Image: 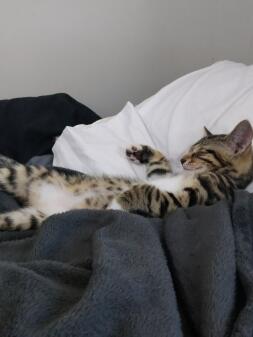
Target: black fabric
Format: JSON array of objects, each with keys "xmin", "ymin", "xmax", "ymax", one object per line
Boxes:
[{"xmin": 0, "ymin": 93, "xmax": 100, "ymax": 163}]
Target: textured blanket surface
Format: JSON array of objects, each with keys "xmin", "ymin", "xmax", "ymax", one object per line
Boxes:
[{"xmin": 0, "ymin": 190, "xmax": 252, "ymax": 337}]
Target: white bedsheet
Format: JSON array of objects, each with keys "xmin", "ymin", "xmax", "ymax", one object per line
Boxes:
[{"xmin": 53, "ymin": 60, "xmax": 253, "ymax": 192}]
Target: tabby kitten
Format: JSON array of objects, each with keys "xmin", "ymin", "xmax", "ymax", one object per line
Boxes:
[{"xmin": 0, "ymin": 120, "xmax": 252, "ymax": 230}]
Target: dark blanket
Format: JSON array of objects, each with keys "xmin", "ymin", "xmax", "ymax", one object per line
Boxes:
[
  {"xmin": 0, "ymin": 191, "xmax": 252, "ymax": 336},
  {"xmin": 0, "ymin": 93, "xmax": 100, "ymax": 163}
]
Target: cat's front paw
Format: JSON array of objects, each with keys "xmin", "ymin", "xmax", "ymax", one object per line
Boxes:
[{"xmin": 125, "ymin": 145, "xmax": 153, "ymax": 164}]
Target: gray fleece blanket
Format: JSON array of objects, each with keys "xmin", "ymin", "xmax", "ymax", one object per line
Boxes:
[{"xmin": 0, "ymin": 188, "xmax": 252, "ymax": 337}]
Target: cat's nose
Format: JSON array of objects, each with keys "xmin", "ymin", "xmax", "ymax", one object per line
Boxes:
[{"xmin": 180, "ymin": 158, "xmax": 187, "ymax": 165}]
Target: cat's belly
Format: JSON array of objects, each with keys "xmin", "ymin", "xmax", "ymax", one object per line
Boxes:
[{"xmin": 30, "ymin": 182, "xmax": 97, "ymax": 216}]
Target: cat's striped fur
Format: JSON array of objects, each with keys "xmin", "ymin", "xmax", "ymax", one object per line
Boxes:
[{"xmin": 0, "ymin": 120, "xmax": 252, "ymax": 230}]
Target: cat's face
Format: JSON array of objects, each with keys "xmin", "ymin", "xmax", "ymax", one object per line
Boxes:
[{"xmin": 180, "ymin": 120, "xmax": 253, "ymax": 173}]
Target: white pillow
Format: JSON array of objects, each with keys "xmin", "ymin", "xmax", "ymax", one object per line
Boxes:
[
  {"xmin": 53, "ymin": 102, "xmax": 154, "ymax": 179},
  {"xmin": 53, "ymin": 60, "xmax": 253, "ymax": 191}
]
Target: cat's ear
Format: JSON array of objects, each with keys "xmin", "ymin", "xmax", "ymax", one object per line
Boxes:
[
  {"xmin": 226, "ymin": 120, "xmax": 253, "ymax": 154},
  {"xmin": 204, "ymin": 126, "xmax": 213, "ymax": 137}
]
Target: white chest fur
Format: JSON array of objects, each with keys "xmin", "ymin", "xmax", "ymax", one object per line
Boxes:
[{"xmin": 147, "ymin": 173, "xmax": 194, "ymax": 193}]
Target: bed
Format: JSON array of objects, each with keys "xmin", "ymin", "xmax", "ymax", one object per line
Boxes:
[{"xmin": 0, "ymin": 62, "xmax": 253, "ymax": 336}]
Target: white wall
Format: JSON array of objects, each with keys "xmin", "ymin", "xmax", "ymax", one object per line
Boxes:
[{"xmin": 0, "ymin": 0, "xmax": 253, "ymax": 116}]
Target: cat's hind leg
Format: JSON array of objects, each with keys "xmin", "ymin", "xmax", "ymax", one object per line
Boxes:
[
  {"xmin": 0, "ymin": 164, "xmax": 48, "ymax": 201},
  {"xmin": 126, "ymin": 145, "xmax": 172, "ymax": 178},
  {"xmin": 0, "ymin": 207, "xmax": 46, "ymax": 231}
]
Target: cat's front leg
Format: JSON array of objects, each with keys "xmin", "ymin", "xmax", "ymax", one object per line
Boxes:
[
  {"xmin": 108, "ymin": 197, "xmax": 151, "ymax": 217},
  {"xmin": 126, "ymin": 145, "xmax": 172, "ymax": 178},
  {"xmin": 108, "ymin": 184, "xmax": 173, "ymax": 217}
]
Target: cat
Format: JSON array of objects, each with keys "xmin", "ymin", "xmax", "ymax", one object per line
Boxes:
[{"xmin": 0, "ymin": 119, "xmax": 252, "ymax": 231}]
